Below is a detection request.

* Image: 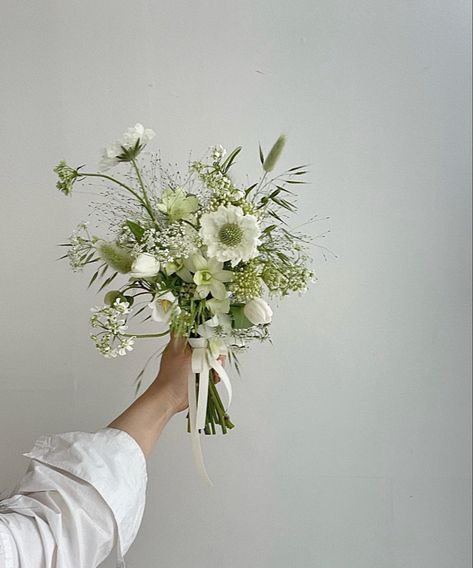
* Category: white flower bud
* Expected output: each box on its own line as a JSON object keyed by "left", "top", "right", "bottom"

{"left": 243, "top": 298, "right": 273, "bottom": 325}
{"left": 130, "top": 253, "right": 160, "bottom": 278}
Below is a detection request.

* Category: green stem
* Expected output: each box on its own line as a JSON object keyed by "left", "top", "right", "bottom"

{"left": 123, "top": 331, "right": 170, "bottom": 338}
{"left": 78, "top": 172, "right": 149, "bottom": 212}
{"left": 206, "top": 393, "right": 216, "bottom": 435}
{"left": 209, "top": 379, "right": 227, "bottom": 434}
{"left": 131, "top": 158, "right": 156, "bottom": 222}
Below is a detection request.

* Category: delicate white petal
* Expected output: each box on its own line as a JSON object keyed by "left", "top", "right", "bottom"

{"left": 209, "top": 279, "right": 227, "bottom": 300}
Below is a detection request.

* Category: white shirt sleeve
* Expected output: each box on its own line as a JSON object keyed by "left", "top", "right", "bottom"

{"left": 0, "top": 427, "right": 147, "bottom": 568}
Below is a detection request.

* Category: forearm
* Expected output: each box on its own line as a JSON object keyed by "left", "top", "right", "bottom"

{"left": 108, "top": 381, "right": 176, "bottom": 458}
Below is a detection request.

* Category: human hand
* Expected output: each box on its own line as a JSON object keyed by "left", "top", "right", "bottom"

{"left": 154, "top": 335, "right": 224, "bottom": 415}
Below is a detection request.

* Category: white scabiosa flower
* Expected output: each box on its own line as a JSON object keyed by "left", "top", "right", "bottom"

{"left": 99, "top": 123, "right": 156, "bottom": 171}
{"left": 243, "top": 298, "right": 273, "bottom": 325}
{"left": 199, "top": 205, "right": 261, "bottom": 266}
{"left": 130, "top": 253, "right": 160, "bottom": 279}
{"left": 148, "top": 291, "right": 180, "bottom": 324}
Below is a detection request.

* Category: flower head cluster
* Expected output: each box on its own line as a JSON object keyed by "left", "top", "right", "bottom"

{"left": 193, "top": 161, "right": 233, "bottom": 193}
{"left": 65, "top": 222, "right": 94, "bottom": 272}
{"left": 54, "top": 161, "right": 80, "bottom": 195}
{"left": 211, "top": 145, "right": 226, "bottom": 162}
{"left": 230, "top": 260, "right": 262, "bottom": 301}
{"left": 135, "top": 222, "right": 201, "bottom": 265}
{"left": 262, "top": 263, "right": 314, "bottom": 296}
{"left": 90, "top": 299, "right": 135, "bottom": 358}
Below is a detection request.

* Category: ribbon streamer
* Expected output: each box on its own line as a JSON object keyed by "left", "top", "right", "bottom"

{"left": 187, "top": 338, "right": 232, "bottom": 485}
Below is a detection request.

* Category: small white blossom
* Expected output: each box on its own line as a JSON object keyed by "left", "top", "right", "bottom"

{"left": 211, "top": 144, "right": 227, "bottom": 162}
{"left": 99, "top": 123, "right": 156, "bottom": 171}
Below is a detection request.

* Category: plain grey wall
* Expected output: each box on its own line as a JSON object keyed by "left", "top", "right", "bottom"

{"left": 0, "top": 1, "right": 471, "bottom": 567}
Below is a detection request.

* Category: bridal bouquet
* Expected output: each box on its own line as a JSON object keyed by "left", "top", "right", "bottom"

{"left": 54, "top": 123, "right": 316, "bottom": 477}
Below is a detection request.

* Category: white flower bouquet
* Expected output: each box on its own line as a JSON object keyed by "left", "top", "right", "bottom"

{"left": 54, "top": 123, "right": 318, "bottom": 477}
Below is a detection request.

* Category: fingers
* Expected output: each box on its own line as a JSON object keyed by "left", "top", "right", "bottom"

{"left": 212, "top": 355, "right": 226, "bottom": 384}
{"left": 167, "top": 333, "right": 190, "bottom": 354}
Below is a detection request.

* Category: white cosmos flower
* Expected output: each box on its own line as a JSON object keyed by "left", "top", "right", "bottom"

{"left": 148, "top": 291, "right": 180, "bottom": 324}
{"left": 130, "top": 253, "right": 160, "bottom": 279}
{"left": 99, "top": 123, "right": 156, "bottom": 171}
{"left": 199, "top": 205, "right": 261, "bottom": 266}
{"left": 243, "top": 298, "right": 273, "bottom": 325}
{"left": 185, "top": 253, "right": 233, "bottom": 300}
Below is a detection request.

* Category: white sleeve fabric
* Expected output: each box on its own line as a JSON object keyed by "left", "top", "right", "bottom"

{"left": 0, "top": 427, "right": 147, "bottom": 568}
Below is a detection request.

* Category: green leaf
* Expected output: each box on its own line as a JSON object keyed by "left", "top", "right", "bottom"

{"left": 287, "top": 164, "right": 308, "bottom": 172}
{"left": 126, "top": 220, "right": 145, "bottom": 242}
{"left": 262, "top": 224, "right": 277, "bottom": 234}
{"left": 88, "top": 269, "right": 100, "bottom": 289}
{"left": 275, "top": 185, "right": 296, "bottom": 195}
{"left": 221, "top": 146, "right": 242, "bottom": 173}
{"left": 230, "top": 305, "right": 253, "bottom": 329}
{"left": 98, "top": 271, "right": 118, "bottom": 292}
{"left": 245, "top": 183, "right": 257, "bottom": 197}
{"left": 258, "top": 143, "right": 265, "bottom": 165}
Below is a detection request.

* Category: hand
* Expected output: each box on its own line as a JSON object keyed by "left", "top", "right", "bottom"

{"left": 154, "top": 335, "right": 225, "bottom": 415}
{"left": 154, "top": 335, "right": 192, "bottom": 414}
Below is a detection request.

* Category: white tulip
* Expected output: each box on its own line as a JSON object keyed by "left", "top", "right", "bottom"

{"left": 130, "top": 253, "right": 160, "bottom": 278}
{"left": 243, "top": 298, "right": 273, "bottom": 325}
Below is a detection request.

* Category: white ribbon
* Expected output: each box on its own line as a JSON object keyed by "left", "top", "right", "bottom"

{"left": 187, "top": 337, "right": 232, "bottom": 485}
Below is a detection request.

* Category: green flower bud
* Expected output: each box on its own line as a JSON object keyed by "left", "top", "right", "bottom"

{"left": 263, "top": 134, "right": 286, "bottom": 172}
{"left": 96, "top": 241, "right": 133, "bottom": 273}
{"left": 104, "top": 290, "right": 122, "bottom": 305}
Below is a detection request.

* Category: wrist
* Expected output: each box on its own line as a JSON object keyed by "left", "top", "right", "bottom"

{"left": 148, "top": 379, "right": 181, "bottom": 417}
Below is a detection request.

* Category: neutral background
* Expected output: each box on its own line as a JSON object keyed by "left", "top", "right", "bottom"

{"left": 0, "top": 1, "right": 471, "bottom": 567}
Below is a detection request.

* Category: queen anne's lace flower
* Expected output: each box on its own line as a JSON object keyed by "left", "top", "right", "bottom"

{"left": 99, "top": 123, "right": 155, "bottom": 171}
{"left": 200, "top": 205, "right": 261, "bottom": 266}
{"left": 54, "top": 161, "right": 79, "bottom": 195}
